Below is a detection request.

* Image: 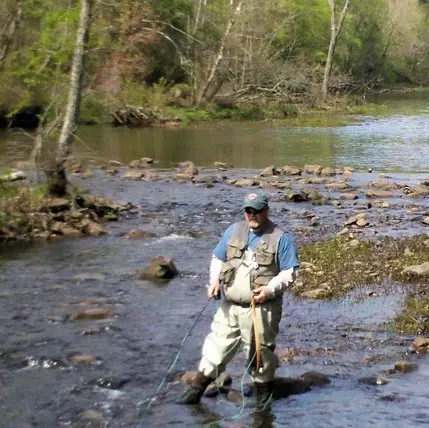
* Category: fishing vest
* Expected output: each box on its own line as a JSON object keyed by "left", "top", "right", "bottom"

{"left": 220, "top": 220, "right": 284, "bottom": 303}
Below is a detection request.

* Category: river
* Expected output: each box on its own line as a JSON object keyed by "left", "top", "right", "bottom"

{"left": 1, "top": 92, "right": 429, "bottom": 428}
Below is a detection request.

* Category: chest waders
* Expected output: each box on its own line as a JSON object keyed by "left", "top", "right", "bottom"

{"left": 197, "top": 221, "right": 284, "bottom": 385}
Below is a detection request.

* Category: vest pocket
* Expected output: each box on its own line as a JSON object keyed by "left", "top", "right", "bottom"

{"left": 255, "top": 247, "right": 275, "bottom": 266}
{"left": 220, "top": 264, "right": 235, "bottom": 284}
{"left": 226, "top": 239, "right": 246, "bottom": 259}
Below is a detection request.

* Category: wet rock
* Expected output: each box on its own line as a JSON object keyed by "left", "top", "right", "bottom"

{"left": 125, "top": 229, "right": 158, "bottom": 240}
{"left": 82, "top": 220, "right": 107, "bottom": 236}
{"left": 359, "top": 376, "right": 390, "bottom": 386}
{"left": 285, "top": 190, "right": 309, "bottom": 202}
{"left": 301, "top": 288, "right": 331, "bottom": 299}
{"left": 366, "top": 189, "right": 394, "bottom": 198}
{"left": 70, "top": 354, "right": 100, "bottom": 365}
{"left": 402, "top": 262, "right": 429, "bottom": 276}
{"left": 421, "top": 216, "right": 429, "bottom": 225}
{"left": 260, "top": 165, "right": 279, "bottom": 177}
{"left": 129, "top": 158, "right": 154, "bottom": 168}
{"left": 393, "top": 360, "right": 418, "bottom": 373}
{"left": 140, "top": 256, "right": 179, "bottom": 281}
{"left": 214, "top": 161, "right": 231, "bottom": 170}
{"left": 69, "top": 308, "right": 113, "bottom": 320}
{"left": 122, "top": 169, "right": 144, "bottom": 180}
{"left": 90, "top": 377, "right": 130, "bottom": 390}
{"left": 176, "top": 172, "right": 194, "bottom": 181}
{"left": 41, "top": 198, "right": 71, "bottom": 213}
{"left": 25, "top": 356, "right": 68, "bottom": 369}
{"left": 281, "top": 165, "right": 302, "bottom": 176}
{"left": 304, "top": 164, "right": 322, "bottom": 175}
{"left": 234, "top": 178, "right": 258, "bottom": 187}
{"left": 179, "top": 161, "right": 198, "bottom": 176}
{"left": 226, "top": 389, "right": 244, "bottom": 404}
{"left": 405, "top": 184, "right": 429, "bottom": 198}
{"left": 321, "top": 167, "right": 336, "bottom": 176}
{"left": 413, "top": 337, "right": 429, "bottom": 349}
{"left": 301, "top": 371, "right": 331, "bottom": 386}
{"left": 340, "top": 192, "right": 359, "bottom": 200}
{"left": 345, "top": 213, "right": 367, "bottom": 226}
{"left": 145, "top": 170, "right": 160, "bottom": 181}
{"left": 51, "top": 222, "right": 82, "bottom": 237}
{"left": 176, "top": 370, "right": 197, "bottom": 385}
{"left": 79, "top": 409, "right": 105, "bottom": 426}
{"left": 326, "top": 181, "right": 349, "bottom": 190}
{"left": 272, "top": 377, "right": 311, "bottom": 398}
{"left": 367, "top": 180, "right": 401, "bottom": 190}
{"left": 109, "top": 160, "right": 122, "bottom": 166}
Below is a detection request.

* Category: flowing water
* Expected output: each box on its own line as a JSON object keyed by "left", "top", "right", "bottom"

{"left": 1, "top": 92, "right": 429, "bottom": 427}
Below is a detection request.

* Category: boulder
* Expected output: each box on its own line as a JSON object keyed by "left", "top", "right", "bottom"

{"left": 304, "top": 164, "right": 322, "bottom": 175}
{"left": 281, "top": 165, "right": 302, "bottom": 176}
{"left": 140, "top": 256, "right": 179, "bottom": 281}
{"left": 402, "top": 262, "right": 429, "bottom": 276}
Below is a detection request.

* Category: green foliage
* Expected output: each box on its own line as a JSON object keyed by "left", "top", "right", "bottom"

{"left": 235, "top": 106, "right": 265, "bottom": 121}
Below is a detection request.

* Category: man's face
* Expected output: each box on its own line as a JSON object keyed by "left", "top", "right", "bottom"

{"left": 244, "top": 206, "right": 269, "bottom": 231}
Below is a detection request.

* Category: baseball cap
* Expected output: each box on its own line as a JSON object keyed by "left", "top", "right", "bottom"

{"left": 243, "top": 190, "right": 268, "bottom": 210}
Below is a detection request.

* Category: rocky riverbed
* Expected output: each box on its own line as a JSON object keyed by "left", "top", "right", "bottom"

{"left": 1, "top": 159, "right": 429, "bottom": 427}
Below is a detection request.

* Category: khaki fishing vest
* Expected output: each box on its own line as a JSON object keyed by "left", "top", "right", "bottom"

{"left": 219, "top": 220, "right": 284, "bottom": 303}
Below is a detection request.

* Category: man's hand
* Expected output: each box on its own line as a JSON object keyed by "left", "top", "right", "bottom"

{"left": 252, "top": 286, "right": 273, "bottom": 303}
{"left": 207, "top": 281, "right": 220, "bottom": 299}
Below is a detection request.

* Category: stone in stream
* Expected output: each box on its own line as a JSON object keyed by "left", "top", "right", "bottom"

{"left": 139, "top": 256, "right": 178, "bottom": 281}
{"left": 359, "top": 376, "right": 390, "bottom": 386}
{"left": 89, "top": 377, "right": 130, "bottom": 390}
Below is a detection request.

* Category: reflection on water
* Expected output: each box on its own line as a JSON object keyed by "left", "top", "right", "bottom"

{"left": 1, "top": 113, "right": 429, "bottom": 173}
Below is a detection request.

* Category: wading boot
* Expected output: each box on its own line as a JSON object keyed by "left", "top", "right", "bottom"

{"left": 178, "top": 372, "right": 213, "bottom": 405}
{"left": 255, "top": 381, "right": 274, "bottom": 410}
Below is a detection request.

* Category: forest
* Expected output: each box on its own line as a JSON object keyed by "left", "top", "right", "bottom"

{"left": 1, "top": 0, "right": 429, "bottom": 127}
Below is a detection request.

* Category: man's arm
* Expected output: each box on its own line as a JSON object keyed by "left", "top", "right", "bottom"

{"left": 207, "top": 225, "right": 234, "bottom": 298}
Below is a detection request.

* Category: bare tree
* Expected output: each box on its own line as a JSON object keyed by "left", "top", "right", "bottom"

{"left": 0, "top": 1, "right": 21, "bottom": 68}
{"left": 196, "top": 0, "right": 245, "bottom": 104}
{"left": 46, "top": 0, "right": 92, "bottom": 196}
{"left": 322, "top": 0, "right": 351, "bottom": 101}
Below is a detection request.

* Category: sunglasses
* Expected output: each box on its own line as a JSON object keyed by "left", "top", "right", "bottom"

{"left": 244, "top": 207, "right": 264, "bottom": 215}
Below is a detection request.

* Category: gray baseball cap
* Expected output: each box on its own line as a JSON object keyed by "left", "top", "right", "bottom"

{"left": 243, "top": 190, "right": 268, "bottom": 210}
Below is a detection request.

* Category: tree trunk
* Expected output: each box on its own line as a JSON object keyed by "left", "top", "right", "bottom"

{"left": 0, "top": 1, "right": 22, "bottom": 68}
{"left": 196, "top": 0, "right": 244, "bottom": 105}
{"left": 322, "top": 0, "right": 351, "bottom": 101}
{"left": 47, "top": 0, "right": 92, "bottom": 196}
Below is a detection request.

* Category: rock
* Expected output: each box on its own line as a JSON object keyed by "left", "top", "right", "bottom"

{"left": 125, "top": 229, "right": 158, "bottom": 240}
{"left": 272, "top": 377, "right": 311, "bottom": 398}
{"left": 90, "top": 377, "right": 130, "bottom": 390}
{"left": 421, "top": 217, "right": 429, "bottom": 225}
{"left": 79, "top": 410, "right": 104, "bottom": 424}
{"left": 366, "top": 189, "right": 394, "bottom": 198}
{"left": 301, "top": 371, "right": 331, "bottom": 386}
{"left": 82, "top": 220, "right": 107, "bottom": 236}
{"left": 176, "top": 371, "right": 197, "bottom": 385}
{"left": 109, "top": 160, "right": 122, "bottom": 166}
{"left": 176, "top": 172, "right": 194, "bottom": 181}
{"left": 42, "top": 198, "right": 71, "bottom": 213}
{"left": 281, "top": 165, "right": 302, "bottom": 176}
{"left": 214, "top": 161, "right": 232, "bottom": 170}
{"left": 402, "top": 262, "right": 429, "bottom": 276}
{"left": 145, "top": 170, "right": 160, "bottom": 181}
{"left": 285, "top": 190, "right": 309, "bottom": 202}
{"left": 129, "top": 158, "right": 154, "bottom": 168}
{"left": 179, "top": 161, "right": 198, "bottom": 176}
{"left": 301, "top": 288, "right": 330, "bottom": 299}
{"left": 233, "top": 178, "right": 257, "bottom": 187}
{"left": 140, "top": 256, "right": 179, "bottom": 281}
{"left": 393, "top": 360, "right": 418, "bottom": 373}
{"left": 122, "top": 169, "right": 144, "bottom": 180}
{"left": 405, "top": 184, "right": 429, "bottom": 198}
{"left": 304, "top": 164, "right": 322, "bottom": 175}
{"left": 359, "top": 376, "right": 390, "bottom": 386}
{"left": 70, "top": 354, "right": 99, "bottom": 365}
{"left": 326, "top": 181, "right": 349, "bottom": 190}
{"left": 260, "top": 165, "right": 279, "bottom": 177}
{"left": 340, "top": 192, "right": 359, "bottom": 200}
{"left": 70, "top": 308, "right": 113, "bottom": 320}
{"left": 413, "top": 337, "right": 429, "bottom": 349}
{"left": 321, "top": 167, "right": 336, "bottom": 176}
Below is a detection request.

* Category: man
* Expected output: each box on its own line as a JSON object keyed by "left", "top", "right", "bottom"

{"left": 179, "top": 189, "right": 299, "bottom": 407}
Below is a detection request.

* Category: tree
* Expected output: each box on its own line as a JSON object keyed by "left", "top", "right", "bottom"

{"left": 46, "top": 0, "right": 92, "bottom": 196}
{"left": 322, "top": 0, "right": 351, "bottom": 100}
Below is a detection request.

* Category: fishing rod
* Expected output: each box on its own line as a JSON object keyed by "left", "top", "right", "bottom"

{"left": 138, "top": 293, "right": 216, "bottom": 426}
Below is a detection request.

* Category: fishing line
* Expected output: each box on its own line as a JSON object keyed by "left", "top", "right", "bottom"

{"left": 138, "top": 297, "right": 213, "bottom": 426}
